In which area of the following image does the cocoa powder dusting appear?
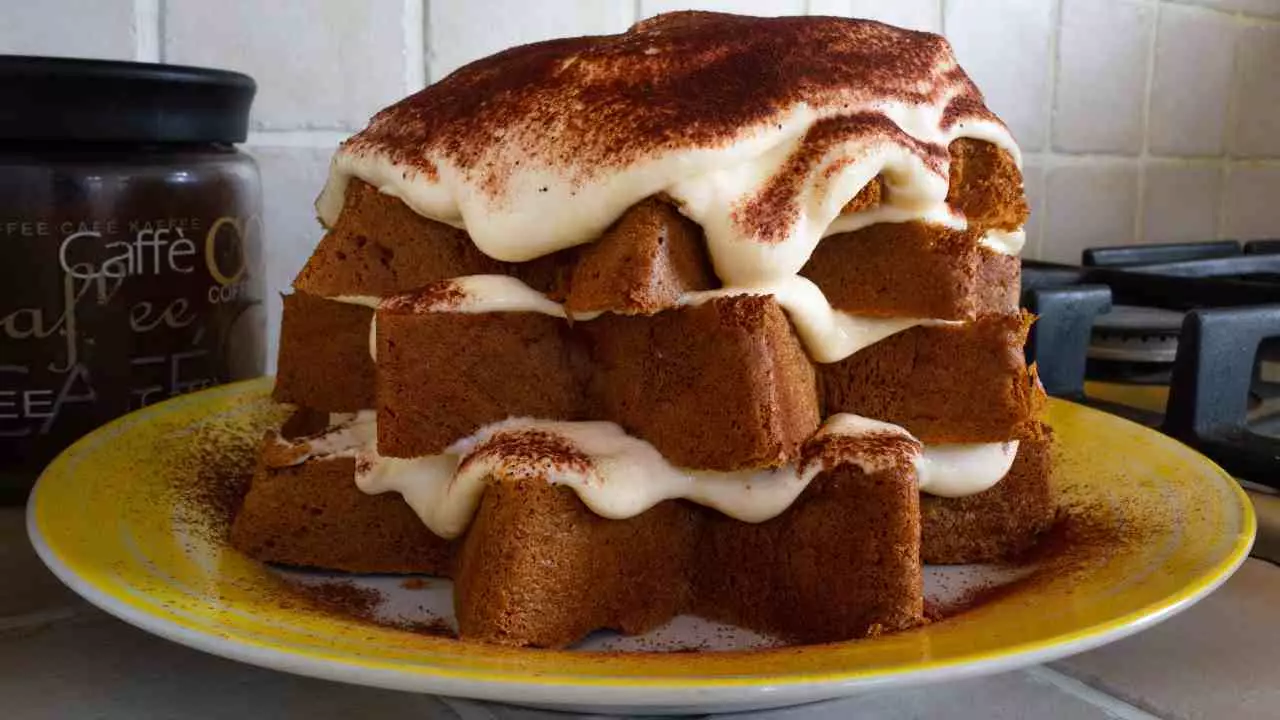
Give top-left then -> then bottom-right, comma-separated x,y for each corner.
735,114 -> 947,244
342,13 -> 1000,197
381,279 -> 466,313
460,429 -> 594,477
927,494 -> 1145,622
276,580 -> 458,639
799,431 -> 922,475
390,618 -> 457,638
287,580 -> 383,619
167,401 -> 291,541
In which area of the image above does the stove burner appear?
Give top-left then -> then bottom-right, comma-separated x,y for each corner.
1089,305 -> 1184,363
1093,304 -> 1186,332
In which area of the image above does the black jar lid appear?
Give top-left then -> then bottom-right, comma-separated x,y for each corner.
0,55 -> 256,143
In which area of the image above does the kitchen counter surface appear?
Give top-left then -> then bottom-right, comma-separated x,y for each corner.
4,506 -> 1276,720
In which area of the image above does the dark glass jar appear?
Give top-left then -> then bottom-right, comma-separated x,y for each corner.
0,57 -> 263,504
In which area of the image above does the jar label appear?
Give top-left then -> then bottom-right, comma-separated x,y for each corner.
1,212 -> 264,486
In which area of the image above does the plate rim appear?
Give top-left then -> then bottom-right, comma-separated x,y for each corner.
25,380 -> 1259,708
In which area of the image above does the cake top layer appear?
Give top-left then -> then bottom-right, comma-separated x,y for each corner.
316,12 -> 1021,286
345,12 -> 982,178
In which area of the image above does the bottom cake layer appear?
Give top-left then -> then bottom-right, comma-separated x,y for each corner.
229,455 -> 451,575
230,425 -> 1052,647
921,425 -> 1055,564
693,461 -> 922,643
454,478 -> 700,647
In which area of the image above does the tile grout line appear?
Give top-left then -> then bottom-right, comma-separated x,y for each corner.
1217,12 -> 1247,239
132,0 -> 161,63
1023,151 -> 1280,166
424,0 -> 435,84
1026,666 -> 1165,720
404,0 -> 427,93
1135,0 -> 1160,244
1163,0 -> 1280,26
1039,0 -> 1064,261
158,0 -> 167,63
1045,0 -> 1062,158
437,696 -> 498,720
0,604 -> 87,635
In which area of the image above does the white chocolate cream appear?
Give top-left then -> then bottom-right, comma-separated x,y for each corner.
307,17 -> 1026,387
327,295 -> 380,308
318,101 -> 1020,289
377,275 -> 583,319
681,275 -> 961,364
355,273 -> 967,365
314,18 -> 1025,291
979,227 -> 1027,255
917,440 -> 1021,498
269,412 -> 1019,539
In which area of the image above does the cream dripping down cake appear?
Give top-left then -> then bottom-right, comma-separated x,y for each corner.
231,12 -> 1053,648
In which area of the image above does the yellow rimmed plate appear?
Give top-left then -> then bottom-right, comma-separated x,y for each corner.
27,378 -> 1255,715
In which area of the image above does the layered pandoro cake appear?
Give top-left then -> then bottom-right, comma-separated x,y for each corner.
232,12 -> 1053,648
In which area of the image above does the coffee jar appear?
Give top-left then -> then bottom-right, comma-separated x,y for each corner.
0,57 -> 264,503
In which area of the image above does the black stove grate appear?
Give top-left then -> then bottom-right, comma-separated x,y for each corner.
1021,239 -> 1280,487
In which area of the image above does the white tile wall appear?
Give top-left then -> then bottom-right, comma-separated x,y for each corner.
429,0 -> 633,81
944,0 -> 1055,151
1231,23 -> 1280,158
248,145 -> 339,371
640,0 -> 806,17
1149,4 -> 1236,156
0,0 -> 137,60
1141,161 -> 1224,242
166,0 -> 419,130
1179,0 -> 1280,18
4,0 -> 1280,313
845,0 -> 943,32
1231,0 -> 1280,17
1021,158 -> 1048,260
1222,164 -> 1280,240
1044,162 -> 1141,263
1053,0 -> 1154,155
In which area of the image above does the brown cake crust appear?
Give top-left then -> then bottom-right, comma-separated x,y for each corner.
921,426 -> 1055,563
272,293 -> 375,412
232,417 -> 1048,646
976,251 -> 1022,314
297,181 -> 717,316
947,138 -> 1029,232
375,292 -> 819,469
376,310 -> 586,457
230,447 -> 450,575
820,312 -> 1043,443
695,461 -> 923,642
296,180 -> 505,297
453,477 -> 698,648
376,290 -> 1035,464
584,294 -> 820,470
563,197 -> 717,315
802,222 -> 1019,320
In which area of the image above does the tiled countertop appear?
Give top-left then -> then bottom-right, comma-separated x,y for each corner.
4,507 -> 1277,720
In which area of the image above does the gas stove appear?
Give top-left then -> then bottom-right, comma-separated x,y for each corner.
1021,240 -> 1280,559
